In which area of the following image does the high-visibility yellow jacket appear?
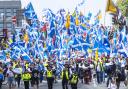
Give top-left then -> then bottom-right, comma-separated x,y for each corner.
61,70 -> 69,80
70,74 -> 78,84
22,73 -> 31,81
46,70 -> 53,78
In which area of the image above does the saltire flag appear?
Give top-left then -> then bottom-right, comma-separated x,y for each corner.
24,2 -> 38,20
0,51 -> 6,60
118,42 -> 128,57
49,28 -> 56,38
79,13 -> 85,23
57,9 -> 66,16
10,46 -> 21,60
11,53 -> 19,60
94,10 -> 102,22
78,38 -> 90,51
119,33 -> 123,43
21,50 -> 31,62
106,0 -> 117,14
86,12 -> 92,23
78,0 -> 86,6
70,15 -> 75,23
88,12 -> 92,18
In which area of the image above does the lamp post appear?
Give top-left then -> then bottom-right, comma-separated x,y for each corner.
1,13 -> 7,41
1,13 -> 4,30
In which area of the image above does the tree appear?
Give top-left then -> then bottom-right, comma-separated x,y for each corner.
116,0 -> 128,16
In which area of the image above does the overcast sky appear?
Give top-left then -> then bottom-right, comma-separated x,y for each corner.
21,0 -> 112,25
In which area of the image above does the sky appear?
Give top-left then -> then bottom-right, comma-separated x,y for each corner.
21,0 -> 113,25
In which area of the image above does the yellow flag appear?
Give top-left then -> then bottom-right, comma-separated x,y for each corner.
75,17 -> 79,26
66,14 -> 70,21
24,33 -> 29,43
65,14 -> 70,29
97,12 -> 102,20
95,49 -> 98,61
65,21 -> 70,29
106,0 -> 117,14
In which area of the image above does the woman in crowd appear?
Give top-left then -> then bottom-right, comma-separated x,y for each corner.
7,67 -> 15,89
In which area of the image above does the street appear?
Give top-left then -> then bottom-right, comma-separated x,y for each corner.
2,80 -> 128,89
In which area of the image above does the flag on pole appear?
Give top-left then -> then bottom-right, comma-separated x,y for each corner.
95,48 -> 98,61
24,32 -> 29,43
65,14 -> 70,29
106,0 -> 117,14
75,16 -> 79,26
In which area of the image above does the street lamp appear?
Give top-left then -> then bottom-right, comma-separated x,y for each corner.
1,13 -> 4,29
1,13 -> 7,40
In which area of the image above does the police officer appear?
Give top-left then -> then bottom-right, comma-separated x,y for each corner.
70,71 -> 78,89
61,67 -> 69,89
46,65 -> 54,89
22,69 -> 31,89
15,65 -> 22,88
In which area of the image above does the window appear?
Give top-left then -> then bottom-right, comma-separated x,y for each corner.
6,23 -> 12,28
7,28 -> 11,31
13,9 -> 17,13
0,23 -> 3,28
6,12 -> 12,17
13,12 -> 16,16
6,8 -> 11,13
0,8 -> 4,13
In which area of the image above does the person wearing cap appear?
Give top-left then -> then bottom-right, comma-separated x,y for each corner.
22,69 -> 31,89
61,67 -> 69,89
69,71 -> 78,89
46,65 -> 54,89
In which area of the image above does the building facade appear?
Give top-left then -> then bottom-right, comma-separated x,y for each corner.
0,0 -> 22,33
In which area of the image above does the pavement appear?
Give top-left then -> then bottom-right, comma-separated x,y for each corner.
1,80 -> 128,89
